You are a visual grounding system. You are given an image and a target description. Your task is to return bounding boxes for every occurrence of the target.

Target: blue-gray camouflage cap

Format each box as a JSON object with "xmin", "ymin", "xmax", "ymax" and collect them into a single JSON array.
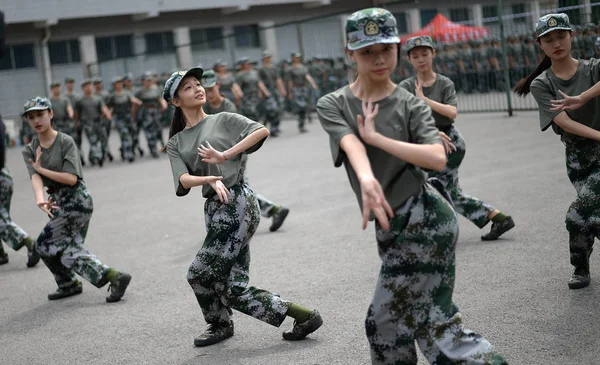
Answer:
[
  {"xmin": 93, "ymin": 77, "xmax": 102, "ymax": 84},
  {"xmin": 23, "ymin": 96, "xmax": 52, "ymax": 116},
  {"xmin": 536, "ymin": 13, "xmax": 572, "ymax": 38},
  {"xmin": 65, "ymin": 77, "xmax": 75, "ymax": 83},
  {"xmin": 201, "ymin": 70, "xmax": 218, "ymax": 88},
  {"xmin": 142, "ymin": 71, "xmax": 154, "ymax": 81},
  {"xmin": 162, "ymin": 67, "xmax": 204, "ymax": 104},
  {"xmin": 50, "ymin": 81, "xmax": 61, "ymax": 88},
  {"xmin": 262, "ymin": 50, "xmax": 272, "ymax": 59},
  {"xmin": 405, "ymin": 36, "xmax": 434, "ymax": 52},
  {"xmin": 112, "ymin": 76, "xmax": 123, "ymax": 84},
  {"xmin": 81, "ymin": 78, "xmax": 93, "ymax": 87},
  {"xmin": 213, "ymin": 59, "xmax": 227, "ymax": 68},
  {"xmin": 345, "ymin": 8, "xmax": 400, "ymax": 51}
]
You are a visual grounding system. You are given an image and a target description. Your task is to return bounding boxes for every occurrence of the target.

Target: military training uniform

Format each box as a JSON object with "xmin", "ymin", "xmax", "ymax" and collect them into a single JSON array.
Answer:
[
  {"xmin": 74, "ymin": 82, "xmax": 107, "ymax": 166},
  {"xmin": 287, "ymin": 54, "xmax": 311, "ymax": 133},
  {"xmin": 107, "ymin": 79, "xmax": 136, "ymax": 162},
  {"xmin": 135, "ymin": 81, "xmax": 163, "ymax": 158}
]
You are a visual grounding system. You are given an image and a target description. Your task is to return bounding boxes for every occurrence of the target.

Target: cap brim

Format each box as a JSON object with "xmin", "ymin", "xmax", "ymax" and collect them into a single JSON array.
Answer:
[
  {"xmin": 203, "ymin": 81, "xmax": 217, "ymax": 88},
  {"xmin": 537, "ymin": 27, "xmax": 572, "ymax": 38},
  {"xmin": 347, "ymin": 37, "xmax": 400, "ymax": 51},
  {"xmin": 22, "ymin": 106, "xmax": 51, "ymax": 116},
  {"xmin": 405, "ymin": 44, "xmax": 434, "ymax": 52},
  {"xmin": 170, "ymin": 67, "xmax": 204, "ymax": 101}
]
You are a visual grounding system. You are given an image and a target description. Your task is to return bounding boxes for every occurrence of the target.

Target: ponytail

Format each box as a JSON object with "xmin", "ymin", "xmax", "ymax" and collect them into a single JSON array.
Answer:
[
  {"xmin": 513, "ymin": 55, "xmax": 551, "ymax": 96},
  {"xmin": 160, "ymin": 106, "xmax": 186, "ymax": 153}
]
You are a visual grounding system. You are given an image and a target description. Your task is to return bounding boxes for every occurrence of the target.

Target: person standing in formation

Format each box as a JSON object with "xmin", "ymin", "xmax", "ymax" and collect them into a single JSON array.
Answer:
[
  {"xmin": 213, "ymin": 60, "xmax": 243, "ymax": 107},
  {"xmin": 134, "ymin": 72, "xmax": 168, "ymax": 158},
  {"xmin": 48, "ymin": 81, "xmax": 76, "ymax": 141},
  {"xmin": 400, "ymin": 36, "xmax": 515, "ymax": 241},
  {"xmin": 106, "ymin": 76, "xmax": 142, "ymax": 163},
  {"xmin": 94, "ymin": 77, "xmax": 114, "ymax": 163},
  {"xmin": 64, "ymin": 77, "xmax": 84, "ymax": 166},
  {"xmin": 258, "ymin": 51, "xmax": 287, "ymax": 137},
  {"xmin": 287, "ymin": 52, "xmax": 318, "ymax": 134}
]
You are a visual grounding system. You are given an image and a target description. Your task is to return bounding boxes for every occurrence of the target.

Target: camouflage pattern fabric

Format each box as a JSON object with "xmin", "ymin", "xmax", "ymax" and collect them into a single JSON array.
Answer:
[
  {"xmin": 0, "ymin": 168, "xmax": 29, "ymax": 250},
  {"xmin": 137, "ymin": 108, "xmax": 161, "ymax": 155},
  {"xmin": 292, "ymin": 86, "xmax": 308, "ymax": 126},
  {"xmin": 562, "ymin": 136, "xmax": 600, "ymax": 271},
  {"xmin": 189, "ymin": 183, "xmax": 290, "ymax": 326},
  {"xmin": 261, "ymin": 87, "xmax": 281, "ymax": 129},
  {"xmin": 535, "ymin": 13, "xmax": 572, "ymax": 39},
  {"xmin": 113, "ymin": 113, "xmax": 134, "ymax": 161},
  {"xmin": 37, "ymin": 181, "xmax": 110, "ymax": 289},
  {"xmin": 368, "ymin": 182, "xmax": 507, "ymax": 365},
  {"xmin": 345, "ymin": 8, "xmax": 400, "ymax": 51},
  {"xmin": 54, "ymin": 119, "xmax": 77, "ymax": 141},
  {"xmin": 429, "ymin": 126, "xmax": 495, "ymax": 229},
  {"xmin": 20, "ymin": 118, "xmax": 36, "ymax": 145},
  {"xmin": 100, "ymin": 117, "xmax": 113, "ymax": 157},
  {"xmin": 81, "ymin": 120, "xmax": 105, "ymax": 164},
  {"xmin": 242, "ymin": 165, "xmax": 276, "ymax": 218}
]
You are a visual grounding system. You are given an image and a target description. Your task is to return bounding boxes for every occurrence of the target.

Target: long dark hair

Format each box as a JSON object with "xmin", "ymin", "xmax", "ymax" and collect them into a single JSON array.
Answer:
[
  {"xmin": 160, "ymin": 103, "xmax": 186, "ymax": 153},
  {"xmin": 513, "ymin": 55, "xmax": 552, "ymax": 96}
]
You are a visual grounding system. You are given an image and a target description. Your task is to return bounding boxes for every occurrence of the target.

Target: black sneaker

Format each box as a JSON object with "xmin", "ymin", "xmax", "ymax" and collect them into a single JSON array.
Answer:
[
  {"xmin": 481, "ymin": 216, "xmax": 515, "ymax": 241},
  {"xmin": 106, "ymin": 272, "xmax": 132, "ymax": 303},
  {"xmin": 0, "ymin": 254, "xmax": 8, "ymax": 265},
  {"xmin": 107, "ymin": 152, "xmax": 114, "ymax": 162},
  {"xmin": 137, "ymin": 147, "xmax": 145, "ymax": 157},
  {"xmin": 269, "ymin": 207, "xmax": 290, "ymax": 232},
  {"xmin": 48, "ymin": 282, "xmax": 83, "ymax": 300},
  {"xmin": 26, "ymin": 246, "xmax": 40, "ymax": 268},
  {"xmin": 299, "ymin": 126, "xmax": 308, "ymax": 134},
  {"xmin": 194, "ymin": 321, "xmax": 234, "ymax": 347},
  {"xmin": 568, "ymin": 268, "xmax": 591, "ymax": 289},
  {"xmin": 282, "ymin": 310, "xmax": 323, "ymax": 341}
]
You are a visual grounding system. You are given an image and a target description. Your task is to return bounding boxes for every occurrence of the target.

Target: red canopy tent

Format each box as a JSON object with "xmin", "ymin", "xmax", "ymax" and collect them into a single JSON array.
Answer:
[{"xmin": 400, "ymin": 14, "xmax": 490, "ymax": 44}]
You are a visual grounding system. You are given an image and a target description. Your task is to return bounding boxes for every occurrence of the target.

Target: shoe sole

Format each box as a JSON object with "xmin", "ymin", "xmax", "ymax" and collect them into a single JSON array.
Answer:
[
  {"xmin": 194, "ymin": 331, "xmax": 234, "ymax": 347},
  {"xmin": 568, "ymin": 280, "xmax": 591, "ymax": 289},
  {"xmin": 481, "ymin": 219, "xmax": 515, "ymax": 241},
  {"xmin": 269, "ymin": 209, "xmax": 290, "ymax": 232},
  {"xmin": 106, "ymin": 274, "xmax": 132, "ymax": 303},
  {"xmin": 48, "ymin": 287, "xmax": 83, "ymax": 300},
  {"xmin": 283, "ymin": 314, "xmax": 323, "ymax": 341}
]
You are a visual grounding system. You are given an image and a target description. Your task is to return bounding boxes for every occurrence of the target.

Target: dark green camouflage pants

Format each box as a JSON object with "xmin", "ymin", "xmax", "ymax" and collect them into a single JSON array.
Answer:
[
  {"xmin": 261, "ymin": 88, "xmax": 281, "ymax": 129},
  {"xmin": 136, "ymin": 108, "xmax": 161, "ymax": 155},
  {"xmin": 100, "ymin": 118, "xmax": 112, "ymax": 156},
  {"xmin": 189, "ymin": 183, "xmax": 290, "ymax": 326},
  {"xmin": 240, "ymin": 94, "xmax": 260, "ymax": 121},
  {"xmin": 37, "ymin": 181, "xmax": 110, "ymax": 289},
  {"xmin": 562, "ymin": 135, "xmax": 600, "ymax": 271},
  {"xmin": 114, "ymin": 114, "xmax": 134, "ymax": 161},
  {"xmin": 82, "ymin": 119, "xmax": 105, "ymax": 164},
  {"xmin": 368, "ymin": 183, "xmax": 507, "ymax": 365},
  {"xmin": 429, "ymin": 126, "xmax": 495, "ymax": 228},
  {"xmin": 0, "ymin": 168, "xmax": 29, "ymax": 251},
  {"xmin": 291, "ymin": 86, "xmax": 308, "ymax": 127}
]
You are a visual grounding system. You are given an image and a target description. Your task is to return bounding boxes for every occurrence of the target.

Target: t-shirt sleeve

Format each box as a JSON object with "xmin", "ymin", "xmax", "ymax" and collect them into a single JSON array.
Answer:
[
  {"xmin": 166, "ymin": 139, "xmax": 191, "ymax": 197},
  {"xmin": 61, "ymin": 135, "xmax": 83, "ymax": 179},
  {"xmin": 530, "ymin": 77, "xmax": 561, "ymax": 132},
  {"xmin": 441, "ymin": 78, "xmax": 458, "ymax": 107},
  {"xmin": 223, "ymin": 99, "xmax": 237, "ymax": 113},
  {"xmin": 21, "ymin": 145, "xmax": 36, "ymax": 178},
  {"xmin": 316, "ymin": 94, "xmax": 354, "ymax": 167},
  {"xmin": 587, "ymin": 58, "xmax": 600, "ymax": 82},
  {"xmin": 74, "ymin": 100, "xmax": 82, "ymax": 116},
  {"xmin": 398, "ymin": 79, "xmax": 414, "ymax": 94},
  {"xmin": 406, "ymin": 95, "xmax": 442, "ymax": 145},
  {"xmin": 225, "ymin": 113, "xmax": 266, "ymax": 154}
]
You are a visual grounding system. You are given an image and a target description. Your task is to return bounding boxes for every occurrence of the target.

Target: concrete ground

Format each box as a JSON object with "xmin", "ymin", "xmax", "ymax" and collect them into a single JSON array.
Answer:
[{"xmin": 1, "ymin": 111, "xmax": 599, "ymax": 365}]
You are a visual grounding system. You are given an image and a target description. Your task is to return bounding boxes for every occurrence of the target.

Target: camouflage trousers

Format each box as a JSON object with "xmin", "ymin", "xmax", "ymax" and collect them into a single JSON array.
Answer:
[
  {"xmin": 189, "ymin": 183, "xmax": 290, "ymax": 326},
  {"xmin": 82, "ymin": 120, "xmax": 106, "ymax": 164},
  {"xmin": 100, "ymin": 118, "xmax": 112, "ymax": 156},
  {"xmin": 239, "ymin": 95, "xmax": 261, "ymax": 122},
  {"xmin": 0, "ymin": 168, "xmax": 29, "ymax": 251},
  {"xmin": 37, "ymin": 181, "xmax": 110, "ymax": 289},
  {"xmin": 135, "ymin": 108, "xmax": 161, "ymax": 155},
  {"xmin": 369, "ymin": 182, "xmax": 507, "ymax": 365},
  {"xmin": 113, "ymin": 114, "xmax": 134, "ymax": 161},
  {"xmin": 260, "ymin": 88, "xmax": 281, "ymax": 129},
  {"xmin": 429, "ymin": 126, "xmax": 495, "ymax": 229},
  {"xmin": 291, "ymin": 86, "xmax": 308, "ymax": 127},
  {"xmin": 562, "ymin": 135, "xmax": 600, "ymax": 270}
]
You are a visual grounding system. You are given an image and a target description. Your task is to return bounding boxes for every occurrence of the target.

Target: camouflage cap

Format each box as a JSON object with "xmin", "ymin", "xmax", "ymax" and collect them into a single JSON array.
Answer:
[
  {"xmin": 162, "ymin": 67, "xmax": 204, "ymax": 104},
  {"xmin": 291, "ymin": 52, "xmax": 302, "ymax": 58},
  {"xmin": 345, "ymin": 8, "xmax": 400, "ymax": 51},
  {"xmin": 262, "ymin": 50, "xmax": 272, "ymax": 59},
  {"xmin": 213, "ymin": 59, "xmax": 227, "ymax": 69},
  {"xmin": 65, "ymin": 77, "xmax": 75, "ymax": 83},
  {"xmin": 112, "ymin": 76, "xmax": 123, "ymax": 84},
  {"xmin": 50, "ymin": 81, "xmax": 61, "ymax": 88},
  {"xmin": 142, "ymin": 71, "xmax": 154, "ymax": 81},
  {"xmin": 23, "ymin": 96, "xmax": 52, "ymax": 115},
  {"xmin": 236, "ymin": 56, "xmax": 251, "ymax": 66},
  {"xmin": 405, "ymin": 36, "xmax": 434, "ymax": 52},
  {"xmin": 93, "ymin": 77, "xmax": 102, "ymax": 84},
  {"xmin": 81, "ymin": 78, "xmax": 93, "ymax": 87},
  {"xmin": 536, "ymin": 13, "xmax": 572, "ymax": 38},
  {"xmin": 122, "ymin": 73, "xmax": 133, "ymax": 81},
  {"xmin": 201, "ymin": 70, "xmax": 218, "ymax": 88}
]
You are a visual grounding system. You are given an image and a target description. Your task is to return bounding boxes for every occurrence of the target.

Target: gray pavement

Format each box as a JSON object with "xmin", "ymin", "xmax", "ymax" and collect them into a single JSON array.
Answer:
[{"xmin": 1, "ymin": 111, "xmax": 600, "ymax": 365}]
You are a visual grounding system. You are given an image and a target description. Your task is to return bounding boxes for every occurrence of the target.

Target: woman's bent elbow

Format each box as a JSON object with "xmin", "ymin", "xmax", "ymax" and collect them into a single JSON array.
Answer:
[{"xmin": 430, "ymin": 153, "xmax": 447, "ymax": 171}]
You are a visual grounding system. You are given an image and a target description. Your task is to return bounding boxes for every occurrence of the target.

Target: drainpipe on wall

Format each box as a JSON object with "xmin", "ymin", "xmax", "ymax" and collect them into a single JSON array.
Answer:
[{"xmin": 40, "ymin": 25, "xmax": 52, "ymax": 93}]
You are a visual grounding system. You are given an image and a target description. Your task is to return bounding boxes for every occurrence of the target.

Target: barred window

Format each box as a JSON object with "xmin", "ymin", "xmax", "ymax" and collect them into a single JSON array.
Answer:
[
  {"xmin": 145, "ymin": 31, "xmax": 175, "ymax": 55},
  {"xmin": 0, "ymin": 44, "xmax": 36, "ymax": 70},
  {"xmin": 449, "ymin": 8, "xmax": 470, "ymax": 23},
  {"xmin": 393, "ymin": 12, "xmax": 408, "ymax": 34},
  {"xmin": 96, "ymin": 35, "xmax": 134, "ymax": 62},
  {"xmin": 420, "ymin": 9, "xmax": 438, "ymax": 27},
  {"xmin": 191, "ymin": 27, "xmax": 224, "ymax": 51},
  {"xmin": 234, "ymin": 25, "xmax": 260, "ymax": 48}
]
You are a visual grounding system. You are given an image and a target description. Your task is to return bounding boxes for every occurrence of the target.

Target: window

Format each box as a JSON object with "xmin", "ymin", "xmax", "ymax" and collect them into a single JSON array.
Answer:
[
  {"xmin": 96, "ymin": 35, "xmax": 134, "ymax": 62},
  {"xmin": 190, "ymin": 27, "xmax": 224, "ymax": 51},
  {"xmin": 482, "ymin": 5, "xmax": 498, "ymax": 19},
  {"xmin": 48, "ymin": 39, "xmax": 80, "ymax": 65},
  {"xmin": 449, "ymin": 8, "xmax": 470, "ymax": 22},
  {"xmin": 511, "ymin": 3, "xmax": 526, "ymax": 22},
  {"xmin": 393, "ymin": 12, "xmax": 408, "ymax": 34},
  {"xmin": 145, "ymin": 31, "xmax": 174, "ymax": 55},
  {"xmin": 559, "ymin": 0, "xmax": 580, "ymax": 25},
  {"xmin": 0, "ymin": 43, "xmax": 36, "ymax": 70},
  {"xmin": 420, "ymin": 9, "xmax": 438, "ymax": 27},
  {"xmin": 234, "ymin": 25, "xmax": 260, "ymax": 48}
]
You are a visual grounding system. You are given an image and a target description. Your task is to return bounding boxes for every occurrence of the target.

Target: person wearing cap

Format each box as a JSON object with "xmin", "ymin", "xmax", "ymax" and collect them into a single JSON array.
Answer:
[
  {"xmin": 20, "ymin": 96, "xmax": 132, "ymax": 302},
  {"xmin": 522, "ymin": 35, "xmax": 538, "ymax": 75},
  {"xmin": 73, "ymin": 79, "xmax": 113, "ymax": 167},
  {"xmin": 334, "ymin": 56, "xmax": 348, "ymax": 88},
  {"xmin": 64, "ymin": 77, "xmax": 85, "ymax": 165},
  {"xmin": 583, "ymin": 24, "xmax": 596, "ymax": 59},
  {"xmin": 161, "ymin": 68, "xmax": 323, "ymax": 347},
  {"xmin": 470, "ymin": 39, "xmax": 489, "ymax": 93},
  {"xmin": 93, "ymin": 77, "xmax": 115, "ymax": 162},
  {"xmin": 457, "ymin": 41, "xmax": 475, "ymax": 94},
  {"xmin": 286, "ymin": 52, "xmax": 318, "ymax": 133},
  {"xmin": 134, "ymin": 72, "xmax": 168, "ymax": 158},
  {"xmin": 0, "ymin": 114, "xmax": 39, "ymax": 268},
  {"xmin": 213, "ymin": 60, "xmax": 243, "ymax": 106},
  {"xmin": 203, "ymin": 70, "xmax": 291, "ymax": 232},
  {"xmin": 401, "ymin": 35, "xmax": 515, "ymax": 241},
  {"xmin": 106, "ymin": 76, "xmax": 142, "ymax": 163},
  {"xmin": 49, "ymin": 81, "xmax": 75, "ymax": 139},
  {"xmin": 235, "ymin": 57, "xmax": 270, "ymax": 123},
  {"xmin": 258, "ymin": 51, "xmax": 287, "ymax": 136},
  {"xmin": 516, "ymin": 13, "xmax": 600, "ymax": 290},
  {"xmin": 317, "ymin": 8, "xmax": 508, "ymax": 364}
]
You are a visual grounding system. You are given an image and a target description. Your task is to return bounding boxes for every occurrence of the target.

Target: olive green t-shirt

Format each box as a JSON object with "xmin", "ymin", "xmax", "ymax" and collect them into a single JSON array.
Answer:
[
  {"xmin": 218, "ymin": 73, "xmax": 236, "ymax": 93},
  {"xmin": 135, "ymin": 88, "xmax": 161, "ymax": 107},
  {"xmin": 75, "ymin": 95, "xmax": 105, "ymax": 122},
  {"xmin": 259, "ymin": 67, "xmax": 278, "ymax": 90},
  {"xmin": 287, "ymin": 65, "xmax": 308, "ymax": 86},
  {"xmin": 236, "ymin": 70, "xmax": 260, "ymax": 95},
  {"xmin": 317, "ymin": 86, "xmax": 442, "ymax": 216},
  {"xmin": 205, "ymin": 97, "xmax": 237, "ymax": 114},
  {"xmin": 530, "ymin": 58, "xmax": 600, "ymax": 135},
  {"xmin": 50, "ymin": 97, "xmax": 71, "ymax": 122},
  {"xmin": 399, "ymin": 74, "xmax": 457, "ymax": 128},
  {"xmin": 166, "ymin": 112, "xmax": 266, "ymax": 198},
  {"xmin": 107, "ymin": 92, "xmax": 132, "ymax": 117},
  {"xmin": 21, "ymin": 132, "xmax": 83, "ymax": 191}
]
